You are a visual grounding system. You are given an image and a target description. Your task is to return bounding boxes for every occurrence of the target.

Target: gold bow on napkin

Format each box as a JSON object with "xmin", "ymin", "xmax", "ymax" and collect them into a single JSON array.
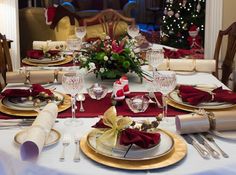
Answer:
[{"xmin": 93, "ymin": 106, "xmax": 132, "ymax": 148}]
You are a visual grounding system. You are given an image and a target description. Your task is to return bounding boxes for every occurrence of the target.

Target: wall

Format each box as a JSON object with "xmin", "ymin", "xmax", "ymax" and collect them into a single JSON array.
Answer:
[
  {"xmin": 0, "ymin": 0, "xmax": 20, "ymax": 70},
  {"xmin": 221, "ymin": 0, "xmax": 236, "ymax": 63}
]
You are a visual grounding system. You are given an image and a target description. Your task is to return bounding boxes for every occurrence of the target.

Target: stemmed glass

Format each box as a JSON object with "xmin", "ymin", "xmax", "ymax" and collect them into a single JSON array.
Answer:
[
  {"xmin": 146, "ymin": 49, "xmax": 164, "ymax": 74},
  {"xmin": 66, "ymin": 38, "xmax": 82, "ymax": 66},
  {"xmin": 62, "ymin": 71, "xmax": 84, "ymax": 126},
  {"xmin": 153, "ymin": 71, "xmax": 176, "ymax": 123},
  {"xmin": 75, "ymin": 26, "xmax": 87, "ymax": 41},
  {"xmin": 127, "ymin": 25, "xmax": 140, "ymax": 39}
]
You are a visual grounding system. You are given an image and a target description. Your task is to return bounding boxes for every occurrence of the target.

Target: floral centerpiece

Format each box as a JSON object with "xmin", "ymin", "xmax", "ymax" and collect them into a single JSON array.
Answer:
[{"xmin": 77, "ymin": 36, "xmax": 149, "ymax": 80}]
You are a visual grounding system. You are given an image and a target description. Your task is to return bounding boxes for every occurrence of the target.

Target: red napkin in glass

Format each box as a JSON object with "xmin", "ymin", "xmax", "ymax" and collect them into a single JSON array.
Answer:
[
  {"xmin": 179, "ymin": 85, "xmax": 236, "ymax": 105},
  {"xmin": 26, "ymin": 50, "xmax": 44, "ymax": 59},
  {"xmin": 163, "ymin": 47, "xmax": 193, "ymax": 59},
  {"xmin": 119, "ymin": 128, "xmax": 161, "ymax": 149},
  {"xmin": 1, "ymin": 84, "xmax": 52, "ymax": 98}
]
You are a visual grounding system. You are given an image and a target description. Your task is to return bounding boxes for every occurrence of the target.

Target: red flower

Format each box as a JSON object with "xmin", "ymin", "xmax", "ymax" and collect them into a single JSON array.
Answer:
[{"xmin": 111, "ymin": 40, "xmax": 124, "ymax": 54}]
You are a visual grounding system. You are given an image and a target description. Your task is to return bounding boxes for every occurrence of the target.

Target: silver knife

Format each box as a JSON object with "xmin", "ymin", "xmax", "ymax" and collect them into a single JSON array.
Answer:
[
  {"xmin": 193, "ymin": 134, "xmax": 220, "ymax": 159},
  {"xmin": 182, "ymin": 134, "xmax": 210, "ymax": 159},
  {"xmin": 203, "ymin": 133, "xmax": 229, "ymax": 158}
]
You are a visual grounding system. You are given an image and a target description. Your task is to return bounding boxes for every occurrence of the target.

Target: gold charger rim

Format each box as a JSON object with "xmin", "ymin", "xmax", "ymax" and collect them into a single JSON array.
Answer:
[
  {"xmin": 22, "ymin": 56, "xmax": 72, "ymax": 66},
  {"xmin": 0, "ymin": 92, "xmax": 71, "ymax": 117},
  {"xmin": 168, "ymin": 90, "xmax": 235, "ymax": 110},
  {"xmin": 167, "ymin": 97, "xmax": 236, "ymax": 112},
  {"xmin": 86, "ymin": 129, "xmax": 175, "ymax": 161},
  {"xmin": 80, "ymin": 129, "xmax": 187, "ymax": 170},
  {"xmin": 26, "ymin": 56, "xmax": 66, "ymax": 64},
  {"xmin": 14, "ymin": 128, "xmax": 61, "ymax": 147}
]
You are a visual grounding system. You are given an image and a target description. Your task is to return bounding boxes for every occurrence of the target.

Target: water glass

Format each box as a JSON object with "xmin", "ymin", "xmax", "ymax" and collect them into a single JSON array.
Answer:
[
  {"xmin": 66, "ymin": 38, "xmax": 82, "ymax": 66},
  {"xmin": 153, "ymin": 71, "xmax": 176, "ymax": 122},
  {"xmin": 62, "ymin": 72, "xmax": 84, "ymax": 126},
  {"xmin": 127, "ymin": 25, "xmax": 140, "ymax": 39},
  {"xmin": 146, "ymin": 49, "xmax": 164, "ymax": 72},
  {"xmin": 75, "ymin": 26, "xmax": 86, "ymax": 40}
]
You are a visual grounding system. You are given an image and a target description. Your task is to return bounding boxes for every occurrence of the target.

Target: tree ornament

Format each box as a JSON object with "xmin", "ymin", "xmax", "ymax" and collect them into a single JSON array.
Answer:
[
  {"xmin": 164, "ymin": 9, "xmax": 168, "ymax": 15},
  {"xmin": 182, "ymin": 0, "xmax": 187, "ymax": 7},
  {"xmin": 175, "ymin": 13, "xmax": 180, "ymax": 18},
  {"xmin": 167, "ymin": 10, "xmax": 174, "ymax": 17},
  {"xmin": 187, "ymin": 25, "xmax": 202, "ymax": 49},
  {"xmin": 196, "ymin": 2, "xmax": 201, "ymax": 12}
]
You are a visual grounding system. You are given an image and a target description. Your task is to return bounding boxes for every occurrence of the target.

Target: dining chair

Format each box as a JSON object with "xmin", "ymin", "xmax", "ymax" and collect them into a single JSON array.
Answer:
[
  {"xmin": 0, "ymin": 73, "xmax": 5, "ymax": 92},
  {"xmin": 213, "ymin": 22, "xmax": 236, "ymax": 90},
  {"xmin": 0, "ymin": 33, "xmax": 13, "ymax": 81},
  {"xmin": 83, "ymin": 9, "xmax": 135, "ymax": 40}
]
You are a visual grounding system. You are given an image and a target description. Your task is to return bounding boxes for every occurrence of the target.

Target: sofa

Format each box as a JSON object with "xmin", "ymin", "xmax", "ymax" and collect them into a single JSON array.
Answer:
[
  {"xmin": 41, "ymin": 0, "xmax": 137, "ymax": 18},
  {"xmin": 19, "ymin": 5, "xmax": 135, "ymax": 57}
]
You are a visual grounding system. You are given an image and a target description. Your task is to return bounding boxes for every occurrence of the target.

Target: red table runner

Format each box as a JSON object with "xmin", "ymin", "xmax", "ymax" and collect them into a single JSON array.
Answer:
[{"xmin": 0, "ymin": 92, "xmax": 186, "ymax": 119}]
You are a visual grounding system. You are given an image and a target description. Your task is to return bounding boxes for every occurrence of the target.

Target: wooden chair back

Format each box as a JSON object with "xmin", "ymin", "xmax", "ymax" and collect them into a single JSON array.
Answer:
[
  {"xmin": 83, "ymin": 9, "xmax": 135, "ymax": 40},
  {"xmin": 0, "ymin": 72, "xmax": 5, "ymax": 92},
  {"xmin": 214, "ymin": 22, "xmax": 236, "ymax": 89},
  {"xmin": 0, "ymin": 33, "xmax": 12, "ymax": 81}
]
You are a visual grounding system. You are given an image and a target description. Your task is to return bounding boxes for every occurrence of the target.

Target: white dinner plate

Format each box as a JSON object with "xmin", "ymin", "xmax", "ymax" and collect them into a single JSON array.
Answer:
[
  {"xmin": 27, "ymin": 56, "xmax": 65, "ymax": 64},
  {"xmin": 87, "ymin": 129, "xmax": 174, "ymax": 161},
  {"xmin": 2, "ymin": 91, "xmax": 64, "ymax": 111},
  {"xmin": 168, "ymin": 90, "xmax": 234, "ymax": 109},
  {"xmin": 14, "ymin": 128, "xmax": 61, "ymax": 147},
  {"xmin": 210, "ymin": 130, "xmax": 236, "ymax": 141}
]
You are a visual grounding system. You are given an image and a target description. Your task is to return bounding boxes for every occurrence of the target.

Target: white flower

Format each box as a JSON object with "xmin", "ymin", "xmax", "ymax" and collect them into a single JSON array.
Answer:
[
  {"xmin": 88, "ymin": 62, "xmax": 96, "ymax": 70},
  {"xmin": 80, "ymin": 56, "xmax": 87, "ymax": 62},
  {"xmin": 130, "ymin": 51, "xmax": 135, "ymax": 58},
  {"xmin": 104, "ymin": 56, "xmax": 109, "ymax": 61},
  {"xmin": 100, "ymin": 68, "xmax": 105, "ymax": 73}
]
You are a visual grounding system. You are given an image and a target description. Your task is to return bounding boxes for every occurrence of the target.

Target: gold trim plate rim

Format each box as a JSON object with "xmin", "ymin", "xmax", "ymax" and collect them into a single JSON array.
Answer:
[
  {"xmin": 0, "ymin": 92, "xmax": 71, "ymax": 117},
  {"xmin": 167, "ymin": 97, "xmax": 236, "ymax": 112},
  {"xmin": 168, "ymin": 90, "xmax": 235, "ymax": 110},
  {"xmin": 14, "ymin": 128, "xmax": 61, "ymax": 147},
  {"xmin": 86, "ymin": 129, "xmax": 175, "ymax": 161},
  {"xmin": 22, "ymin": 56, "xmax": 73, "ymax": 66},
  {"xmin": 80, "ymin": 130, "xmax": 187, "ymax": 170}
]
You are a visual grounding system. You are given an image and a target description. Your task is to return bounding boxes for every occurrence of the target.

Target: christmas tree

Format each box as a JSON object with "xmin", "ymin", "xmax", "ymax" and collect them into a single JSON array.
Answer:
[{"xmin": 160, "ymin": 0, "xmax": 205, "ymax": 50}]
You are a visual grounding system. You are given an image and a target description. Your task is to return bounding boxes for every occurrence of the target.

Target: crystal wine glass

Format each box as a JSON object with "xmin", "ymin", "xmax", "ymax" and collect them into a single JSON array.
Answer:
[
  {"xmin": 66, "ymin": 38, "xmax": 82, "ymax": 66},
  {"xmin": 62, "ymin": 71, "xmax": 84, "ymax": 126},
  {"xmin": 153, "ymin": 71, "xmax": 176, "ymax": 123},
  {"xmin": 146, "ymin": 49, "xmax": 164, "ymax": 74},
  {"xmin": 127, "ymin": 25, "xmax": 140, "ymax": 39},
  {"xmin": 75, "ymin": 26, "xmax": 87, "ymax": 41}
]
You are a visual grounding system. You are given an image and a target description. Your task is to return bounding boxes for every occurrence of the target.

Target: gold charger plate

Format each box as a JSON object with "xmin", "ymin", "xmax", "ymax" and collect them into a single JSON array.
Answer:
[
  {"xmin": 14, "ymin": 128, "xmax": 61, "ymax": 147},
  {"xmin": 80, "ymin": 130, "xmax": 187, "ymax": 170},
  {"xmin": 167, "ymin": 98, "xmax": 236, "ymax": 112},
  {"xmin": 0, "ymin": 92, "xmax": 71, "ymax": 117},
  {"xmin": 22, "ymin": 56, "xmax": 73, "ymax": 66}
]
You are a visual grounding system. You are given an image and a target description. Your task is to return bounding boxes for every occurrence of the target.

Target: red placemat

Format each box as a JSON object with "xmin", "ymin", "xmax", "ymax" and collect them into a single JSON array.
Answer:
[
  {"xmin": 58, "ymin": 92, "xmax": 186, "ymax": 118},
  {"xmin": 0, "ymin": 92, "xmax": 186, "ymax": 119}
]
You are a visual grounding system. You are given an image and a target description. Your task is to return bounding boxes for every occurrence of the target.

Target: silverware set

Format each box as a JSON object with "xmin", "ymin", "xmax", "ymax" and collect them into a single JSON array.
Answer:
[
  {"xmin": 59, "ymin": 134, "xmax": 81, "ymax": 162},
  {"xmin": 182, "ymin": 133, "xmax": 229, "ymax": 159}
]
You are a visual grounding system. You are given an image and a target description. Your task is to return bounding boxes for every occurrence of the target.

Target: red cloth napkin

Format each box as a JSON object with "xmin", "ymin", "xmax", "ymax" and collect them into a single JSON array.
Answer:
[
  {"xmin": 163, "ymin": 47, "xmax": 193, "ymax": 59},
  {"xmin": 26, "ymin": 50, "xmax": 44, "ymax": 59},
  {"xmin": 26, "ymin": 50, "xmax": 60, "ymax": 59},
  {"xmin": 179, "ymin": 85, "xmax": 236, "ymax": 105},
  {"xmin": 120, "ymin": 128, "xmax": 161, "ymax": 149},
  {"xmin": 1, "ymin": 84, "xmax": 52, "ymax": 98}
]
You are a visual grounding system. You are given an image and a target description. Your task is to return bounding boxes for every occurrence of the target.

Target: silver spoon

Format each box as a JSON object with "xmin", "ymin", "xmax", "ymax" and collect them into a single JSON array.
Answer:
[{"xmin": 77, "ymin": 94, "xmax": 85, "ymax": 112}]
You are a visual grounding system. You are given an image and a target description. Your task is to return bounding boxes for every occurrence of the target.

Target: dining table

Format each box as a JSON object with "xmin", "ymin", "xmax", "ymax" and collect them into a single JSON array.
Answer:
[{"xmin": 0, "ymin": 68, "xmax": 236, "ymax": 175}]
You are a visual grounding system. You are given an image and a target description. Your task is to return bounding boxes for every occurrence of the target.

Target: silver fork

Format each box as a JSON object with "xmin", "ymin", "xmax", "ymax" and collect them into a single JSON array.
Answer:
[
  {"xmin": 59, "ymin": 134, "xmax": 71, "ymax": 161},
  {"xmin": 148, "ymin": 91, "xmax": 163, "ymax": 108},
  {"xmin": 73, "ymin": 135, "xmax": 81, "ymax": 162}
]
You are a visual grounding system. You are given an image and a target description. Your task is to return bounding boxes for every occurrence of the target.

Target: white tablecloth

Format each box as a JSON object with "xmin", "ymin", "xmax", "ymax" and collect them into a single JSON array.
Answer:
[{"xmin": 1, "ymin": 72, "xmax": 236, "ymax": 175}]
